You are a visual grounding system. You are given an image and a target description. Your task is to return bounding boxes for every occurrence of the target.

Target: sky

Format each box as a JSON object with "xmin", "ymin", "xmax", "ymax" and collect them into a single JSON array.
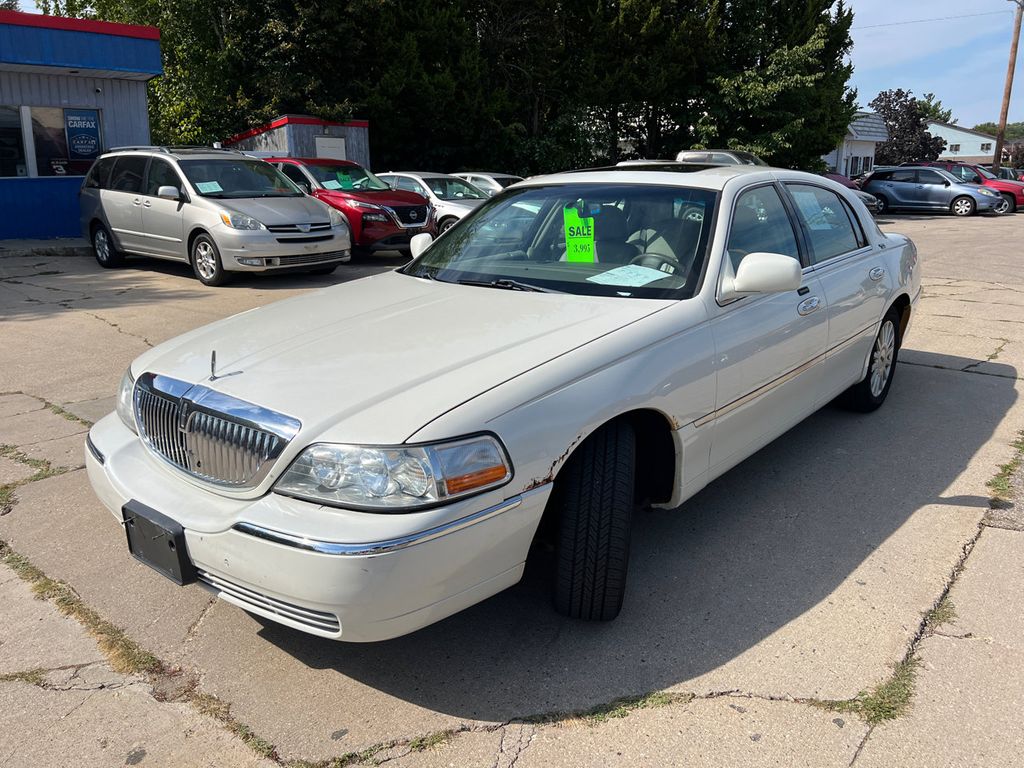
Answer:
[
  {"xmin": 15, "ymin": 0, "xmax": 1024, "ymax": 129},
  {"xmin": 846, "ymin": 0, "xmax": 1024, "ymax": 127}
]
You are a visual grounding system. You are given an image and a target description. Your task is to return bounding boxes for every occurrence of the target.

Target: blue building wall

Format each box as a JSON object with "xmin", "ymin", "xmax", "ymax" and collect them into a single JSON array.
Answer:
[
  {"xmin": 0, "ymin": 25, "xmax": 162, "ymax": 76},
  {"xmin": 0, "ymin": 177, "xmax": 82, "ymax": 239}
]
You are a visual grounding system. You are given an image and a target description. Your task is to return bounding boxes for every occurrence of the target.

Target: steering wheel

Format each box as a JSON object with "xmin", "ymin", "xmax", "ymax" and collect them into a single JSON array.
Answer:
[
  {"xmin": 680, "ymin": 205, "xmax": 704, "ymax": 222},
  {"xmin": 630, "ymin": 252, "xmax": 683, "ymax": 275}
]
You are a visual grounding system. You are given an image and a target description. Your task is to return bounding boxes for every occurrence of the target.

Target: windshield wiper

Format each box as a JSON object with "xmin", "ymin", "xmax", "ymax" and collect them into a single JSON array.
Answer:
[{"xmin": 455, "ymin": 278, "xmax": 562, "ymax": 293}]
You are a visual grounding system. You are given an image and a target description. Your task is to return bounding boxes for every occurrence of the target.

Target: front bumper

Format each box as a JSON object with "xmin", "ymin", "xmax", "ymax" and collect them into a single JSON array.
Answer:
[
  {"xmin": 85, "ymin": 414, "xmax": 549, "ymax": 642},
  {"xmin": 214, "ymin": 225, "xmax": 353, "ymax": 272}
]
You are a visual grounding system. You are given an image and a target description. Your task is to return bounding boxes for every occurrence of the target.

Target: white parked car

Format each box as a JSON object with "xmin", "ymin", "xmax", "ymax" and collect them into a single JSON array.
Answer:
[
  {"xmin": 451, "ymin": 171, "xmax": 524, "ymax": 197},
  {"xmin": 377, "ymin": 172, "xmax": 487, "ymax": 233},
  {"xmin": 86, "ymin": 164, "xmax": 920, "ymax": 642}
]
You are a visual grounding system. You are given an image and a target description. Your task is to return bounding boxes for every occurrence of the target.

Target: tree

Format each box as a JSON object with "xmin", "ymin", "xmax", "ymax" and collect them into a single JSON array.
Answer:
[
  {"xmin": 870, "ymin": 89, "xmax": 946, "ymax": 165},
  {"xmin": 0, "ymin": 1, "xmax": 22, "ymax": 11},
  {"xmin": 917, "ymin": 93, "xmax": 955, "ymax": 124},
  {"xmin": 974, "ymin": 121, "xmax": 1024, "ymax": 141}
]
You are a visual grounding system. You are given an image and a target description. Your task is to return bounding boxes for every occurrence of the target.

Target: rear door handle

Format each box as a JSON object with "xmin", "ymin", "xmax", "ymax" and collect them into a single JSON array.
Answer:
[
  {"xmin": 869, "ymin": 267, "xmax": 885, "ymax": 281},
  {"xmin": 132, "ymin": 198, "xmax": 142, "ymax": 206},
  {"xmin": 798, "ymin": 296, "xmax": 820, "ymax": 316}
]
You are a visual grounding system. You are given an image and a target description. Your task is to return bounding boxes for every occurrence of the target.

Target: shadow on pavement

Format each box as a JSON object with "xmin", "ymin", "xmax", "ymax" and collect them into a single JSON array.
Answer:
[{"xmin": 254, "ymin": 351, "xmax": 1016, "ymax": 721}]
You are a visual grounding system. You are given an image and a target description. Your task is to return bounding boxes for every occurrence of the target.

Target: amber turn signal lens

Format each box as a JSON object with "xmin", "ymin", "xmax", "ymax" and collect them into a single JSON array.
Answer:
[{"xmin": 444, "ymin": 464, "xmax": 509, "ymax": 495}]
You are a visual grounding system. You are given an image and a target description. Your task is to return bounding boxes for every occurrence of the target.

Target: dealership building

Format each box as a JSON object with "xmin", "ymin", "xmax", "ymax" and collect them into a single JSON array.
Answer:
[{"xmin": 0, "ymin": 10, "xmax": 161, "ymax": 239}]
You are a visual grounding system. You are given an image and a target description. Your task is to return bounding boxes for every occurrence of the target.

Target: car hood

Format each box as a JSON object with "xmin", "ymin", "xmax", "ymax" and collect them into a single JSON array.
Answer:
[
  {"xmin": 320, "ymin": 188, "xmax": 428, "ymax": 207},
  {"xmin": 222, "ymin": 196, "xmax": 329, "ymax": 225},
  {"xmin": 984, "ymin": 179, "xmax": 1024, "ymax": 191},
  {"xmin": 130, "ymin": 271, "xmax": 672, "ymax": 445}
]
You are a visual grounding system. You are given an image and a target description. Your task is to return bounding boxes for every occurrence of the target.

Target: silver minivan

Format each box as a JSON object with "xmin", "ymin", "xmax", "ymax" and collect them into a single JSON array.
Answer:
[{"xmin": 79, "ymin": 146, "xmax": 352, "ymax": 286}]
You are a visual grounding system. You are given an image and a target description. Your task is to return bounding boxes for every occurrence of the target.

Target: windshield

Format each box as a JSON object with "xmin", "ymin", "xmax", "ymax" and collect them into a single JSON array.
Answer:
[
  {"xmin": 493, "ymin": 176, "xmax": 523, "ymax": 187},
  {"xmin": 425, "ymin": 176, "xmax": 488, "ymax": 200},
  {"xmin": 401, "ymin": 183, "xmax": 717, "ymax": 299},
  {"xmin": 731, "ymin": 151, "xmax": 769, "ymax": 166},
  {"xmin": 178, "ymin": 159, "xmax": 302, "ymax": 198},
  {"xmin": 305, "ymin": 163, "xmax": 390, "ymax": 191},
  {"xmin": 976, "ymin": 166, "xmax": 997, "ymax": 180}
]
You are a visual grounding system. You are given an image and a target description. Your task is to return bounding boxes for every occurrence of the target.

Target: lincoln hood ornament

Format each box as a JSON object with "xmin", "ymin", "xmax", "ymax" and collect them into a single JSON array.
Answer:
[{"xmin": 209, "ymin": 350, "xmax": 242, "ymax": 381}]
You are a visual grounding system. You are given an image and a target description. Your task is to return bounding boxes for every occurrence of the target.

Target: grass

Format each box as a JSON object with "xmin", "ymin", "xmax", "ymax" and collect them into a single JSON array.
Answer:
[
  {"xmin": 524, "ymin": 690, "xmax": 689, "ymax": 728},
  {"xmin": 815, "ymin": 656, "xmax": 921, "ymax": 724},
  {"xmin": 986, "ymin": 433, "xmax": 1024, "ymax": 501},
  {"xmin": 46, "ymin": 402, "xmax": 92, "ymax": 428},
  {"xmin": 924, "ymin": 595, "xmax": 958, "ymax": 631},
  {"xmin": 0, "ymin": 540, "xmax": 161, "ymax": 676},
  {"xmin": 0, "ymin": 444, "xmax": 70, "ymax": 515},
  {"xmin": 0, "ymin": 668, "xmax": 46, "ymax": 686}
]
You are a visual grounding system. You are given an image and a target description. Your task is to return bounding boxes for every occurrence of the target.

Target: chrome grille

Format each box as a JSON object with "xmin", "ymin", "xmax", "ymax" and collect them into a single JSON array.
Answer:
[
  {"xmin": 274, "ymin": 251, "xmax": 347, "ymax": 265},
  {"xmin": 133, "ymin": 373, "xmax": 301, "ymax": 488},
  {"xmin": 265, "ymin": 222, "xmax": 331, "ymax": 233},
  {"xmin": 198, "ymin": 570, "xmax": 341, "ymax": 635}
]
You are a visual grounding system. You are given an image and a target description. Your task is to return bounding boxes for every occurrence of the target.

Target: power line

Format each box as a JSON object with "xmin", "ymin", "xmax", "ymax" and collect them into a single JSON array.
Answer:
[{"xmin": 851, "ymin": 10, "xmax": 1010, "ymax": 31}]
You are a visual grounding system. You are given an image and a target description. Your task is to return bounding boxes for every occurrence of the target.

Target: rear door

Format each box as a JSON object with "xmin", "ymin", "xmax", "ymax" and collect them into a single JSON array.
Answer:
[
  {"xmin": 139, "ymin": 158, "xmax": 187, "ymax": 259},
  {"xmin": 784, "ymin": 182, "xmax": 891, "ymax": 400},
  {"xmin": 883, "ymin": 168, "xmax": 922, "ymax": 207},
  {"xmin": 706, "ymin": 183, "xmax": 829, "ymax": 473},
  {"xmin": 101, "ymin": 155, "xmax": 148, "ymax": 252}
]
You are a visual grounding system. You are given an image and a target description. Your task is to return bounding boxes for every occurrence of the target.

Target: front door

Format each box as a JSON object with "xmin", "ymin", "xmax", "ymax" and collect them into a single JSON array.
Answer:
[
  {"xmin": 139, "ymin": 158, "xmax": 186, "ymax": 259},
  {"xmin": 707, "ymin": 184, "xmax": 829, "ymax": 474},
  {"xmin": 915, "ymin": 169, "xmax": 953, "ymax": 210},
  {"xmin": 101, "ymin": 155, "xmax": 148, "ymax": 253}
]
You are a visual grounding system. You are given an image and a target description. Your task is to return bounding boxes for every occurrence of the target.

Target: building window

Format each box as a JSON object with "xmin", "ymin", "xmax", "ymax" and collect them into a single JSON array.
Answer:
[
  {"xmin": 32, "ymin": 107, "xmax": 103, "ymax": 177},
  {"xmin": 949, "ymin": 144, "xmax": 961, "ymax": 153},
  {"xmin": 981, "ymin": 142, "xmax": 993, "ymax": 152},
  {"xmin": 0, "ymin": 106, "xmax": 28, "ymax": 178},
  {"xmin": 863, "ymin": 156, "xmax": 873, "ymax": 171},
  {"xmin": 849, "ymin": 156, "xmax": 861, "ymax": 176}
]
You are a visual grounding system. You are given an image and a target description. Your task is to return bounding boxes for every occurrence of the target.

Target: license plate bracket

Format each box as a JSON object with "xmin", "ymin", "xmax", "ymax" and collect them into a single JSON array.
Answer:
[{"xmin": 121, "ymin": 500, "xmax": 196, "ymax": 585}]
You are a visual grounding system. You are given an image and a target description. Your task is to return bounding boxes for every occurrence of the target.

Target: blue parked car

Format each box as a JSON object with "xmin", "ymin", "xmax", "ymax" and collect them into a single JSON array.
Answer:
[{"xmin": 861, "ymin": 166, "xmax": 1002, "ymax": 216}]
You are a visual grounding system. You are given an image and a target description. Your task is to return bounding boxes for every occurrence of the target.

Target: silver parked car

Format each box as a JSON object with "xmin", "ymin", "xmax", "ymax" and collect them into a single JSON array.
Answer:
[
  {"xmin": 377, "ymin": 172, "xmax": 487, "ymax": 233},
  {"xmin": 675, "ymin": 149, "xmax": 769, "ymax": 166},
  {"xmin": 80, "ymin": 146, "xmax": 352, "ymax": 286},
  {"xmin": 860, "ymin": 166, "xmax": 1002, "ymax": 217},
  {"xmin": 451, "ymin": 171, "xmax": 524, "ymax": 197}
]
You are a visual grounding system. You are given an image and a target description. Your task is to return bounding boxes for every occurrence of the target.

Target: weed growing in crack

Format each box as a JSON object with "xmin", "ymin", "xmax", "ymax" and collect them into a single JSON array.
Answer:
[
  {"xmin": 814, "ymin": 655, "xmax": 921, "ymax": 724},
  {"xmin": 987, "ymin": 433, "xmax": 1024, "ymax": 502},
  {"xmin": 924, "ymin": 595, "xmax": 958, "ymax": 631},
  {"xmin": 0, "ymin": 444, "xmax": 71, "ymax": 514},
  {"xmin": 0, "ymin": 668, "xmax": 46, "ymax": 686}
]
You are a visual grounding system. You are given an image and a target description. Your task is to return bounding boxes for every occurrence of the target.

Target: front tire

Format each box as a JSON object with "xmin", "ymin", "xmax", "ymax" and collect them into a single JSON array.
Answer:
[
  {"xmin": 91, "ymin": 223, "xmax": 124, "ymax": 268},
  {"xmin": 951, "ymin": 196, "xmax": 977, "ymax": 217},
  {"xmin": 191, "ymin": 234, "xmax": 230, "ymax": 286},
  {"xmin": 438, "ymin": 217, "xmax": 458, "ymax": 234},
  {"xmin": 843, "ymin": 308, "xmax": 901, "ymax": 412},
  {"xmin": 1000, "ymin": 193, "xmax": 1017, "ymax": 214},
  {"xmin": 553, "ymin": 421, "xmax": 636, "ymax": 621}
]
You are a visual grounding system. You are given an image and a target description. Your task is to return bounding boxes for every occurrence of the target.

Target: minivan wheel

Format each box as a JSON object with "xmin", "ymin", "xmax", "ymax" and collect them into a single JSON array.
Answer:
[
  {"xmin": 842, "ymin": 308, "xmax": 901, "ymax": 413},
  {"xmin": 191, "ymin": 234, "xmax": 230, "ymax": 286},
  {"xmin": 951, "ymin": 196, "xmax": 977, "ymax": 217},
  {"xmin": 1000, "ymin": 193, "xmax": 1017, "ymax": 214},
  {"xmin": 92, "ymin": 223, "xmax": 124, "ymax": 268},
  {"xmin": 553, "ymin": 420, "xmax": 636, "ymax": 621}
]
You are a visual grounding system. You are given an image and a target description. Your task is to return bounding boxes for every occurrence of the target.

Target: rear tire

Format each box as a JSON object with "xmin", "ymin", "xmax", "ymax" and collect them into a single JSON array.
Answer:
[
  {"xmin": 91, "ymin": 223, "xmax": 124, "ymax": 268},
  {"xmin": 873, "ymin": 194, "xmax": 888, "ymax": 215},
  {"xmin": 438, "ymin": 217, "xmax": 458, "ymax": 234},
  {"xmin": 951, "ymin": 196, "xmax": 977, "ymax": 217},
  {"xmin": 842, "ymin": 308, "xmax": 901, "ymax": 413},
  {"xmin": 553, "ymin": 420, "xmax": 636, "ymax": 621}
]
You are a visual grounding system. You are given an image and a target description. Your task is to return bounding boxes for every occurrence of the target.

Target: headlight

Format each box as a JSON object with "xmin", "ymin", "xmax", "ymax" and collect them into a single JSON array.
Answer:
[
  {"xmin": 328, "ymin": 207, "xmax": 348, "ymax": 228},
  {"xmin": 116, "ymin": 369, "xmax": 137, "ymax": 434},
  {"xmin": 978, "ymin": 188, "xmax": 997, "ymax": 197},
  {"xmin": 274, "ymin": 435, "xmax": 512, "ymax": 510},
  {"xmin": 349, "ymin": 200, "xmax": 383, "ymax": 210},
  {"xmin": 219, "ymin": 211, "xmax": 266, "ymax": 230}
]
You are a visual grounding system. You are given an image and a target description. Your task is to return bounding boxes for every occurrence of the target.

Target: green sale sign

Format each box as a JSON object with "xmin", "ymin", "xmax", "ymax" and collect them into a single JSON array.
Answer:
[{"xmin": 563, "ymin": 204, "xmax": 595, "ymax": 262}]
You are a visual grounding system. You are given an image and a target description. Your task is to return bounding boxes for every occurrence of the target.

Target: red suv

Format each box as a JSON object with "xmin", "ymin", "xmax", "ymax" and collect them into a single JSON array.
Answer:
[
  {"xmin": 902, "ymin": 161, "xmax": 1024, "ymax": 214},
  {"xmin": 270, "ymin": 158, "xmax": 435, "ymax": 254}
]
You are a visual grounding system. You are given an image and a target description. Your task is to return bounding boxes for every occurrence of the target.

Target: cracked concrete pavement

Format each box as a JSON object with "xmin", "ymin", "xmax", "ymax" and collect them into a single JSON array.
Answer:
[{"xmin": 2, "ymin": 213, "xmax": 1024, "ymax": 766}]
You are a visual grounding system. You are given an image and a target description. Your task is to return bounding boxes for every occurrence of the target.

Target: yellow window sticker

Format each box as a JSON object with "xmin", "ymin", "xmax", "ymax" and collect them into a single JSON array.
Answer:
[{"xmin": 563, "ymin": 204, "xmax": 595, "ymax": 262}]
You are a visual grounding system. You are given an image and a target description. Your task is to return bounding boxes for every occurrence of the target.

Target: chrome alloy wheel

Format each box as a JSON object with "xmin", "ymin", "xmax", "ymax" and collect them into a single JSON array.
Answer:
[
  {"xmin": 953, "ymin": 198, "xmax": 975, "ymax": 216},
  {"xmin": 94, "ymin": 228, "xmax": 110, "ymax": 262},
  {"xmin": 194, "ymin": 241, "xmax": 217, "ymax": 280},
  {"xmin": 870, "ymin": 320, "xmax": 896, "ymax": 398},
  {"xmin": 994, "ymin": 196, "xmax": 1010, "ymax": 215}
]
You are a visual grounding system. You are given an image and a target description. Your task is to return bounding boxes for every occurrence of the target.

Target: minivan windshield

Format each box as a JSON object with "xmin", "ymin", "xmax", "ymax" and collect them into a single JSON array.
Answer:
[
  {"xmin": 401, "ymin": 183, "xmax": 717, "ymax": 299},
  {"xmin": 178, "ymin": 159, "xmax": 302, "ymax": 198},
  {"xmin": 305, "ymin": 163, "xmax": 391, "ymax": 191}
]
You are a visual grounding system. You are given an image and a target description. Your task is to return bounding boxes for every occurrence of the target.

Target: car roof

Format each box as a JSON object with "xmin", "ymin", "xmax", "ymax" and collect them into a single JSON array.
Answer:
[
  {"xmin": 272, "ymin": 157, "xmax": 360, "ymax": 167},
  {"xmin": 456, "ymin": 171, "xmax": 521, "ymax": 177},
  {"xmin": 103, "ymin": 146, "xmax": 255, "ymax": 162},
  {"xmin": 383, "ymin": 171, "xmax": 462, "ymax": 179},
  {"xmin": 517, "ymin": 162, "xmax": 777, "ymax": 192}
]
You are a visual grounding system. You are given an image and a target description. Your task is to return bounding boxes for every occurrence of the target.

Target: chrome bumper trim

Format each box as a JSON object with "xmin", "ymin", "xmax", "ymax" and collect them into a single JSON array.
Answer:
[
  {"xmin": 232, "ymin": 489, "xmax": 543, "ymax": 557},
  {"xmin": 86, "ymin": 434, "xmax": 105, "ymax": 465}
]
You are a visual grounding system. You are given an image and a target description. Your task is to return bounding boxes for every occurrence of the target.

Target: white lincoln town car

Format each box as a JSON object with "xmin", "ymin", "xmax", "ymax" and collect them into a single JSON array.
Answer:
[{"xmin": 86, "ymin": 163, "xmax": 920, "ymax": 642}]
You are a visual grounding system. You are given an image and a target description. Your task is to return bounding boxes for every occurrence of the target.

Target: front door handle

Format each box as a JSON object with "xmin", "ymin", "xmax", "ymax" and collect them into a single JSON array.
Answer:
[
  {"xmin": 143, "ymin": 200, "xmax": 152, "ymax": 208},
  {"xmin": 869, "ymin": 267, "xmax": 885, "ymax": 281},
  {"xmin": 797, "ymin": 296, "xmax": 820, "ymax": 316}
]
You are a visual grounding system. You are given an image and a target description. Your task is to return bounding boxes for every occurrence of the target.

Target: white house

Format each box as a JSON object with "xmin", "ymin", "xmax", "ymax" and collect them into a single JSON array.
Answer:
[
  {"xmin": 926, "ymin": 122, "xmax": 997, "ymax": 164},
  {"xmin": 822, "ymin": 111, "xmax": 889, "ymax": 177}
]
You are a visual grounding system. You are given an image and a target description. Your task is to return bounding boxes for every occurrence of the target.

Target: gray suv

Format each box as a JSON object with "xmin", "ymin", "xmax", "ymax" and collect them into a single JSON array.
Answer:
[{"xmin": 79, "ymin": 146, "xmax": 352, "ymax": 286}]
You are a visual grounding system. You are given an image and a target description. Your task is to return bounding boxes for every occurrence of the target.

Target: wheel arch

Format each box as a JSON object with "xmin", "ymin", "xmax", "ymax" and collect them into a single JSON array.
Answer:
[{"xmin": 186, "ymin": 226, "xmax": 213, "ymax": 260}]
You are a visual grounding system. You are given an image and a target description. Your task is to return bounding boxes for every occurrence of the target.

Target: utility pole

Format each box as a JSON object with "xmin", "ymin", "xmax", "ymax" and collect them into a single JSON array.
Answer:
[{"xmin": 993, "ymin": 0, "xmax": 1024, "ymax": 173}]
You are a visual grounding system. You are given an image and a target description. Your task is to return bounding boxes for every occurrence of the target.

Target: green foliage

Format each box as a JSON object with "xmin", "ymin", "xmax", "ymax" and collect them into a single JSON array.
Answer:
[
  {"xmin": 56, "ymin": 1, "xmax": 858, "ymax": 174},
  {"xmin": 871, "ymin": 89, "xmax": 946, "ymax": 165},
  {"xmin": 973, "ymin": 121, "xmax": 1024, "ymax": 140},
  {"xmin": 917, "ymin": 93, "xmax": 955, "ymax": 125},
  {"xmin": 0, "ymin": 0, "xmax": 21, "ymax": 11}
]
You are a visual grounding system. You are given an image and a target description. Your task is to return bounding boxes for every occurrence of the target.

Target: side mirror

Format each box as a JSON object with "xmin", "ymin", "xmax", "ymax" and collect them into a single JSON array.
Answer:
[
  {"xmin": 943, "ymin": 180, "xmax": 950, "ymax": 187},
  {"xmin": 722, "ymin": 252, "xmax": 802, "ymax": 301},
  {"xmin": 298, "ymin": 182, "xmax": 311, "ymax": 194},
  {"xmin": 410, "ymin": 232, "xmax": 433, "ymax": 259},
  {"xmin": 156, "ymin": 185, "xmax": 180, "ymax": 201}
]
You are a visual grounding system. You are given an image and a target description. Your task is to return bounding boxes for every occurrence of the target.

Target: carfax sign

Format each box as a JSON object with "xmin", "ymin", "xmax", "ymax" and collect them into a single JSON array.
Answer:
[{"xmin": 64, "ymin": 109, "xmax": 102, "ymax": 160}]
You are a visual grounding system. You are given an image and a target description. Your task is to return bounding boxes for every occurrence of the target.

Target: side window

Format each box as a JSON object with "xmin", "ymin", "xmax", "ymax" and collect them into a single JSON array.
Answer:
[
  {"xmin": 144, "ymin": 158, "xmax": 181, "ymax": 196},
  {"xmin": 871, "ymin": 170, "xmax": 892, "ymax": 182},
  {"xmin": 917, "ymin": 170, "xmax": 945, "ymax": 186},
  {"xmin": 726, "ymin": 186, "xmax": 800, "ymax": 272},
  {"xmin": 108, "ymin": 155, "xmax": 147, "ymax": 193},
  {"xmin": 889, "ymin": 169, "xmax": 916, "ymax": 183},
  {"xmin": 84, "ymin": 156, "xmax": 115, "ymax": 189},
  {"xmin": 786, "ymin": 184, "xmax": 861, "ymax": 265},
  {"xmin": 396, "ymin": 177, "xmax": 425, "ymax": 195},
  {"xmin": 280, "ymin": 164, "xmax": 309, "ymax": 189}
]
